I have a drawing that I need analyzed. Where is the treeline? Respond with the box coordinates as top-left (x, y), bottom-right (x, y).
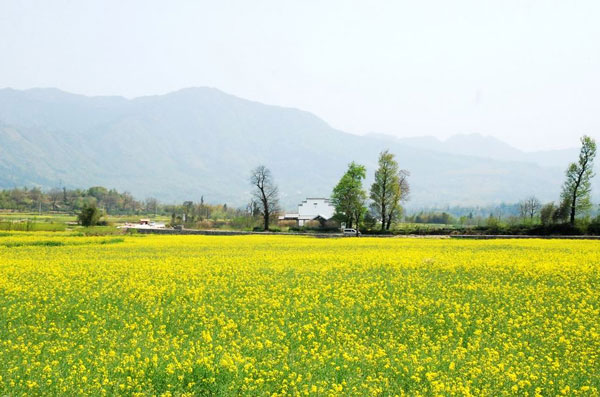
top-left (167, 200), bottom-right (260, 230)
top-left (0, 185), bottom-right (264, 229)
top-left (407, 202), bottom-right (523, 225)
top-left (0, 186), bottom-right (145, 214)
top-left (402, 205), bottom-right (600, 235)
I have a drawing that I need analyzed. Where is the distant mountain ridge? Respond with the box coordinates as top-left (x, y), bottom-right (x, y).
top-left (0, 87), bottom-right (596, 208)
top-left (366, 132), bottom-right (580, 168)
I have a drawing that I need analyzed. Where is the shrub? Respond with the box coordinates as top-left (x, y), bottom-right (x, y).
top-left (77, 204), bottom-right (103, 227)
top-left (588, 216), bottom-right (600, 235)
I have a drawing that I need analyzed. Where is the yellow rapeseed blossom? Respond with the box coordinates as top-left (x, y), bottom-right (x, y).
top-left (0, 232), bottom-right (599, 395)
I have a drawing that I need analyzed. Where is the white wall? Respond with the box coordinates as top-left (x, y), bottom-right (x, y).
top-left (298, 198), bottom-right (335, 219)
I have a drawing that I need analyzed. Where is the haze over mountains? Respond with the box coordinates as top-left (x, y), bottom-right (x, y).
top-left (368, 133), bottom-right (581, 168)
top-left (0, 87), bottom-right (596, 209)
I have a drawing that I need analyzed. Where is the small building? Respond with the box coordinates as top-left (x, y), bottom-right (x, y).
top-left (118, 219), bottom-right (166, 230)
top-left (279, 198), bottom-right (335, 227)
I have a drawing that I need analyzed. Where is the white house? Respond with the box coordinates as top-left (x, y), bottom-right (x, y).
top-left (279, 198), bottom-right (335, 226)
top-left (118, 219), bottom-right (167, 230)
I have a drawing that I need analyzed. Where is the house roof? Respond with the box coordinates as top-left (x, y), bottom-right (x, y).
top-left (298, 198), bottom-right (332, 206)
top-left (279, 214), bottom-right (332, 221)
top-left (278, 213), bottom-right (299, 220)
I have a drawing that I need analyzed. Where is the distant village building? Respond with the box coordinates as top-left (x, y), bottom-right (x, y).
top-left (118, 219), bottom-right (166, 230)
top-left (279, 198), bottom-right (335, 226)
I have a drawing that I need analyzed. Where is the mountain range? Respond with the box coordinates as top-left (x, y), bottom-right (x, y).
top-left (0, 87), bottom-right (596, 209)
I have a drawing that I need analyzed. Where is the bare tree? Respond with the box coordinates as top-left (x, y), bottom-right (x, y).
top-left (145, 197), bottom-right (159, 216)
top-left (519, 196), bottom-right (541, 221)
top-left (246, 198), bottom-right (261, 218)
top-left (48, 188), bottom-right (63, 211)
top-left (250, 165), bottom-right (280, 230)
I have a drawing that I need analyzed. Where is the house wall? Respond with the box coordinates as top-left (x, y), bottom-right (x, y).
top-left (298, 198), bottom-right (335, 219)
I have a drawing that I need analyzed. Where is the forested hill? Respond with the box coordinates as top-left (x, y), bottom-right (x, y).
top-left (0, 87), bottom-right (587, 207)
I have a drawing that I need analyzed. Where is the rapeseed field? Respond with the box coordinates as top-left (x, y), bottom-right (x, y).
top-left (0, 232), bottom-right (598, 396)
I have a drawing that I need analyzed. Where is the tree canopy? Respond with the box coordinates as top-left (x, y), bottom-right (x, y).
top-left (560, 135), bottom-right (597, 225)
top-left (331, 162), bottom-right (367, 230)
top-left (369, 150), bottom-right (410, 230)
top-left (77, 203), bottom-right (103, 226)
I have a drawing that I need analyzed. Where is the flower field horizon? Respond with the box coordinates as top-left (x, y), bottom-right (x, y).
top-left (0, 232), bottom-right (599, 395)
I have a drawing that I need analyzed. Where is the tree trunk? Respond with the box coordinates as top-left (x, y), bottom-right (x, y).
top-left (264, 210), bottom-right (269, 230)
top-left (570, 193), bottom-right (576, 226)
top-left (570, 160), bottom-right (588, 226)
top-left (385, 208), bottom-right (393, 230)
top-left (257, 182), bottom-right (270, 231)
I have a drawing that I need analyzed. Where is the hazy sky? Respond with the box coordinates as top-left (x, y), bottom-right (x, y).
top-left (1, 0), bottom-right (599, 151)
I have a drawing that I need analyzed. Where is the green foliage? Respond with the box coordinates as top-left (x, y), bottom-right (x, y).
top-left (1, 240), bottom-right (65, 248)
top-left (588, 214), bottom-right (600, 235)
top-left (331, 162), bottom-right (367, 229)
top-left (369, 150), bottom-right (410, 231)
top-left (0, 221), bottom-right (66, 232)
top-left (370, 150), bottom-right (400, 229)
top-left (0, 186), bottom-right (147, 214)
top-left (553, 199), bottom-right (571, 224)
top-left (540, 202), bottom-right (556, 226)
top-left (405, 211), bottom-right (456, 225)
top-left (560, 135), bottom-right (597, 225)
top-left (361, 212), bottom-right (378, 230)
top-left (77, 204), bottom-right (103, 227)
top-left (72, 226), bottom-right (122, 237)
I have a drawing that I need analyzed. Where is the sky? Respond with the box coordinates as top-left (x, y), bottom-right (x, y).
top-left (1, 0), bottom-right (599, 151)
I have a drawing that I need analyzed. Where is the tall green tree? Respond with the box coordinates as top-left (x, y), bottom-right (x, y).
top-left (331, 162), bottom-right (367, 230)
top-left (370, 150), bottom-right (400, 231)
top-left (369, 150), bottom-right (410, 230)
top-left (560, 135), bottom-right (597, 225)
top-left (385, 169), bottom-right (410, 230)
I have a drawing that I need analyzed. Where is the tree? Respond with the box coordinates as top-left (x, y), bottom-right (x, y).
top-left (250, 165), bottom-right (279, 230)
top-left (370, 150), bottom-right (400, 231)
top-left (560, 135), bottom-right (597, 225)
top-left (385, 169), bottom-right (410, 230)
top-left (182, 201), bottom-right (195, 223)
top-left (77, 203), bottom-right (102, 226)
top-left (62, 187), bottom-right (69, 207)
top-left (553, 198), bottom-right (571, 224)
top-left (246, 199), bottom-right (261, 218)
top-left (48, 188), bottom-right (63, 211)
top-left (145, 197), bottom-right (159, 216)
top-left (519, 196), bottom-right (541, 221)
top-left (331, 162), bottom-right (367, 232)
top-left (87, 186), bottom-right (108, 203)
top-left (540, 202), bottom-right (556, 226)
